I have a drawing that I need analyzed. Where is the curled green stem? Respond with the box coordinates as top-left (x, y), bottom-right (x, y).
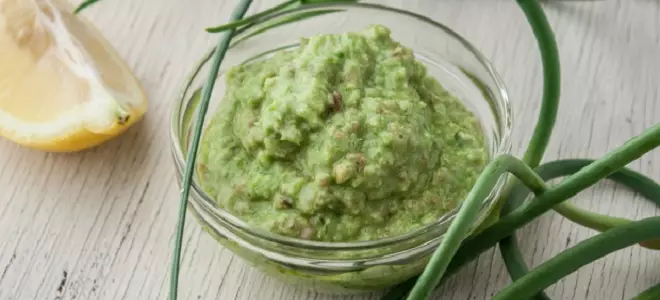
top-left (498, 236), bottom-right (551, 300)
top-left (518, 0), bottom-right (560, 168)
top-left (515, 124), bottom-right (660, 228)
top-left (492, 216), bottom-right (660, 300)
top-left (400, 1), bottom-right (562, 298)
top-left (499, 179), bottom-right (551, 298)
top-left (554, 202), bottom-right (630, 231)
top-left (553, 203), bottom-right (660, 249)
top-left (447, 122), bottom-right (660, 281)
top-left (472, 0), bottom-right (560, 235)
top-left (384, 123), bottom-right (660, 300)
top-left (499, 159), bottom-right (660, 300)
top-left (405, 155), bottom-right (545, 300)
top-left (534, 160), bottom-right (660, 250)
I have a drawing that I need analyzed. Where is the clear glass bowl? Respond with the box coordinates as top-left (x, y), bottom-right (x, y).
top-left (170, 2), bottom-right (512, 294)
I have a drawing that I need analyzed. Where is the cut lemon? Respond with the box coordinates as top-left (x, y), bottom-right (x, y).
top-left (0, 0), bottom-right (147, 152)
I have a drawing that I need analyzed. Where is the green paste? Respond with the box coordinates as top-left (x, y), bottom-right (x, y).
top-left (198, 24), bottom-right (488, 242)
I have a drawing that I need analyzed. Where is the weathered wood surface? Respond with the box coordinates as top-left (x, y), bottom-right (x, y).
top-left (0, 0), bottom-right (658, 299)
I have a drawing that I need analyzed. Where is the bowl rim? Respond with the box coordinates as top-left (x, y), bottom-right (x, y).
top-left (170, 2), bottom-right (512, 252)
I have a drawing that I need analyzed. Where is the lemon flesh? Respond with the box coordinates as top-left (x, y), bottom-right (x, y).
top-left (0, 0), bottom-right (147, 152)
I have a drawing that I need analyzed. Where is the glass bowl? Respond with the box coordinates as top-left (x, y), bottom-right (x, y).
top-left (170, 2), bottom-right (512, 294)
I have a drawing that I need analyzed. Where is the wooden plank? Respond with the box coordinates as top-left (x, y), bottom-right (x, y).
top-left (0, 0), bottom-right (657, 299)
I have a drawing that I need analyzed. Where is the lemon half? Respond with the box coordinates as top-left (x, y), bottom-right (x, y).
top-left (0, 0), bottom-right (147, 152)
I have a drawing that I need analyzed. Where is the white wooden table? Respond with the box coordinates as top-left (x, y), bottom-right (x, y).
top-left (1, 1), bottom-right (659, 299)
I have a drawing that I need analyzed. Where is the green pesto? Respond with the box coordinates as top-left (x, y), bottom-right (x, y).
top-left (198, 25), bottom-right (488, 242)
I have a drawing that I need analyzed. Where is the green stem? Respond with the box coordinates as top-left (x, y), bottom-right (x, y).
top-left (523, 159), bottom-right (660, 204)
top-left (477, 0), bottom-right (560, 238)
top-left (515, 123), bottom-right (660, 222)
top-left (498, 236), bottom-right (551, 300)
top-left (204, 0), bottom-right (359, 33)
top-left (471, 0), bottom-right (560, 235)
top-left (74, 0), bottom-right (101, 14)
top-left (383, 155), bottom-right (660, 300)
top-left (498, 173), bottom-right (551, 300)
top-left (492, 217), bottom-right (660, 300)
top-left (499, 158), bottom-right (660, 300)
top-left (382, 125), bottom-right (660, 300)
top-left (403, 1), bottom-right (560, 298)
top-left (205, 0), bottom-right (299, 33)
top-left (392, 1), bottom-right (563, 296)
top-left (519, 0), bottom-right (560, 168)
top-left (551, 169), bottom-right (660, 249)
top-left (553, 202), bottom-right (630, 231)
top-left (233, 9), bottom-right (344, 44)
top-left (169, 1), bottom-right (253, 300)
top-left (405, 155), bottom-right (545, 300)
top-left (446, 122), bottom-right (660, 282)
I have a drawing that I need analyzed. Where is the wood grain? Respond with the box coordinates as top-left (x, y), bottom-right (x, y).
top-left (0, 0), bottom-right (658, 299)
